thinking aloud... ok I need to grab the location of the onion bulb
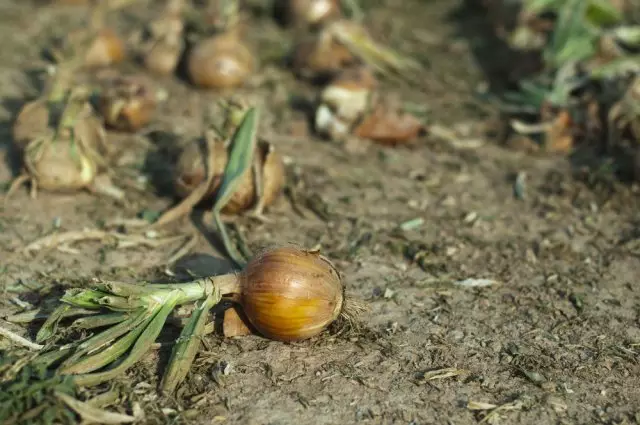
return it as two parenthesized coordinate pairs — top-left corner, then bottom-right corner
(173, 138), (285, 214)
(98, 75), (156, 132)
(221, 140), (285, 214)
(14, 88), (110, 159)
(24, 136), (98, 192)
(7, 89), (121, 200)
(187, 32), (255, 89)
(25, 246), (364, 393)
(210, 247), (348, 341)
(293, 19), (421, 82)
(315, 66), (425, 145)
(12, 66), (78, 151)
(187, 0), (255, 89)
(173, 136), (228, 199)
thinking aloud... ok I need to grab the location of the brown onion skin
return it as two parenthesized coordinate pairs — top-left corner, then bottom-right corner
(25, 138), (96, 191)
(239, 247), (344, 341)
(174, 139), (285, 214)
(258, 143), (286, 210)
(221, 141), (285, 214)
(99, 77), (156, 132)
(187, 33), (255, 89)
(173, 138), (228, 199)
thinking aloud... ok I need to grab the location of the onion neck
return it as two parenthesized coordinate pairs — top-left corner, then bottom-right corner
(209, 273), (241, 295)
(148, 273), (241, 305)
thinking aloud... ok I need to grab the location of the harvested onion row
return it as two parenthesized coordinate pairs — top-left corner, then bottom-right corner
(15, 246), (365, 394)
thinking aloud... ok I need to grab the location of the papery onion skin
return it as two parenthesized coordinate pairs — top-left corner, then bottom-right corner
(187, 34), (255, 89)
(173, 138), (228, 199)
(239, 247), (344, 341)
(12, 99), (53, 151)
(99, 77), (156, 132)
(26, 139), (97, 191)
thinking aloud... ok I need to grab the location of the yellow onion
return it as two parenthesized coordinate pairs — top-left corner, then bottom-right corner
(352, 103), (426, 146)
(143, 26), (185, 76)
(24, 136), (98, 192)
(6, 88), (120, 199)
(293, 19), (420, 82)
(98, 76), (156, 132)
(228, 247), (345, 341)
(13, 86), (110, 158)
(173, 138), (284, 214)
(187, 32), (255, 89)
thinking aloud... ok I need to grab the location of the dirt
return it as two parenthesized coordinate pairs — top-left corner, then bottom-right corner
(1, 0), (640, 424)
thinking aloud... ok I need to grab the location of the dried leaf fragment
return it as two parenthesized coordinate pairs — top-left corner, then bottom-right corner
(55, 391), (136, 424)
(353, 104), (425, 145)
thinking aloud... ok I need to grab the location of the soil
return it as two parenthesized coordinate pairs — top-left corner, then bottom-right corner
(1, 1), (640, 424)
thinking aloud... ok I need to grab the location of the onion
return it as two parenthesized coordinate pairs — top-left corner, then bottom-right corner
(12, 98), (55, 151)
(187, 32), (255, 89)
(98, 76), (156, 132)
(24, 135), (98, 192)
(187, 1), (255, 89)
(173, 136), (228, 199)
(173, 138), (285, 214)
(9, 89), (117, 198)
(236, 247), (345, 341)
